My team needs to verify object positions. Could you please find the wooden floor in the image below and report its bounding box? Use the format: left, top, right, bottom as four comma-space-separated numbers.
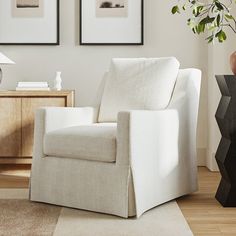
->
0, 164, 30, 188
0, 165, 235, 236
177, 168, 236, 236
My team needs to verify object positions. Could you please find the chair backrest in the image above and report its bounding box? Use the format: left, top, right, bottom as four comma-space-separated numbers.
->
94, 68, 201, 120
97, 57, 180, 122
93, 72, 108, 109
95, 68, 201, 112
169, 68, 201, 111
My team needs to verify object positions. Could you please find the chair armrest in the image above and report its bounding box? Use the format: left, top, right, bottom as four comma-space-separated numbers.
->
116, 93, 186, 166
116, 108, 181, 166
38, 107, 96, 133
116, 93, 198, 217
32, 107, 96, 158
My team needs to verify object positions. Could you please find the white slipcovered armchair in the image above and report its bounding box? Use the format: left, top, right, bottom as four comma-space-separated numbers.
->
30, 58, 201, 218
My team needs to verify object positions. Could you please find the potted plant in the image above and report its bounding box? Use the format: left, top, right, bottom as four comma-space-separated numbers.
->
171, 0, 236, 73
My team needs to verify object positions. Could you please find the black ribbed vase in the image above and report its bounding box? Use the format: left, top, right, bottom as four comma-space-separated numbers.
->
215, 75, 236, 206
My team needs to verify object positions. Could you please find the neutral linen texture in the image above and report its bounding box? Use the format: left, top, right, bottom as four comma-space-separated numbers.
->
30, 67, 201, 218
0, 199, 61, 236
98, 57, 180, 122
44, 123, 117, 162
54, 201, 193, 236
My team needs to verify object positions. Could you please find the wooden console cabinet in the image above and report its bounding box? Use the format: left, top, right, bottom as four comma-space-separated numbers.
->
0, 90, 74, 164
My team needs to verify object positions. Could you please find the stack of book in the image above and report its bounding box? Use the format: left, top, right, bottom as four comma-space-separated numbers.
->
16, 82, 50, 91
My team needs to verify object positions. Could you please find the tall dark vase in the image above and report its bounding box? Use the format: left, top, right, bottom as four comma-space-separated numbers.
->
215, 75, 236, 206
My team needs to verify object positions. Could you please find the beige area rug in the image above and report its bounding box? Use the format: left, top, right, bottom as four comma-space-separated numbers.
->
0, 189, 193, 236
0, 199, 61, 236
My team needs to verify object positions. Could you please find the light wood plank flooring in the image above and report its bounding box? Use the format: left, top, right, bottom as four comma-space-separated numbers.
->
0, 164, 30, 188
177, 168, 236, 236
0, 165, 235, 236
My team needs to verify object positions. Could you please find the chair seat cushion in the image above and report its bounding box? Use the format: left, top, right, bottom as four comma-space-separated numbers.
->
44, 123, 117, 163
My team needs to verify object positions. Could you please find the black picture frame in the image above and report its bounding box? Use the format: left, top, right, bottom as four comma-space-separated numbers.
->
0, 0, 60, 45
80, 0, 144, 46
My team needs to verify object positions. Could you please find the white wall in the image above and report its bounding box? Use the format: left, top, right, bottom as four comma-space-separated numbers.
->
0, 0, 208, 164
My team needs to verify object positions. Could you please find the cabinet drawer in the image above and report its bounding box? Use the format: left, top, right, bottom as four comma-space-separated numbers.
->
0, 90, 74, 164
0, 98, 21, 157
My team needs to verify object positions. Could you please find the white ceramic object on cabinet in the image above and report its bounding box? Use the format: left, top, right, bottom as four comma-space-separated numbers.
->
54, 72, 62, 91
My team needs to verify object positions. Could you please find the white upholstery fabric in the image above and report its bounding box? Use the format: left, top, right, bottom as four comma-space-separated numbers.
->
43, 107, 97, 132
44, 123, 117, 163
99, 57, 180, 122
30, 67, 201, 218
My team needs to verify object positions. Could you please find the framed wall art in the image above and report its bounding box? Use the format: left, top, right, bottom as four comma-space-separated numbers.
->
0, 0, 59, 45
80, 0, 144, 45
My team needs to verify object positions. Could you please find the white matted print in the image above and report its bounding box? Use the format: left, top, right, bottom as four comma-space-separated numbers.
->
0, 0, 58, 44
96, 0, 128, 17
80, 0, 143, 45
12, 0, 44, 17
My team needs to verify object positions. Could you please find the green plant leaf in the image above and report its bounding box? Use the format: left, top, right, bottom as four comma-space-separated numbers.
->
200, 16, 215, 25
208, 37, 214, 43
194, 6, 204, 16
225, 13, 234, 20
216, 30, 227, 42
171, 0, 234, 43
171, 5, 180, 14
216, 14, 221, 27
215, 1, 224, 11
206, 34, 214, 43
197, 22, 205, 33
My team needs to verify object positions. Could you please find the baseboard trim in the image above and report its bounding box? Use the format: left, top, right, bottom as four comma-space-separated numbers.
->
206, 152, 219, 171
197, 148, 206, 166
